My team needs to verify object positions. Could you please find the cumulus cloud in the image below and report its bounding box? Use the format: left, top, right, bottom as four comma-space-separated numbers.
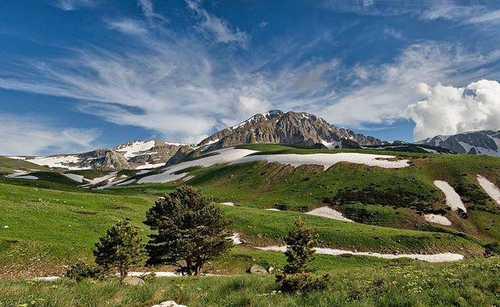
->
406, 80, 500, 140
320, 43, 500, 128
0, 114, 99, 156
185, 0, 248, 47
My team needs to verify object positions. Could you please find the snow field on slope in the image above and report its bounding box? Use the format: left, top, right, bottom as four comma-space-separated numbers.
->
424, 214, 452, 226
137, 148, 258, 184
136, 149, 410, 184
116, 140, 156, 158
433, 180, 467, 212
256, 246, 463, 263
477, 175, 500, 205
232, 153, 410, 169
27, 155, 89, 170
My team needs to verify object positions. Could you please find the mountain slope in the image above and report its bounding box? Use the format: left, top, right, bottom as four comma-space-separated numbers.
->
198, 110, 383, 150
15, 140, 184, 171
419, 130, 500, 156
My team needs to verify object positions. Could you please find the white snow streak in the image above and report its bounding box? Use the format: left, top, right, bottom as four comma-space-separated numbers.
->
433, 180, 467, 212
477, 175, 500, 205
256, 246, 463, 263
306, 206, 353, 222
137, 148, 257, 184
233, 153, 410, 169
424, 214, 452, 226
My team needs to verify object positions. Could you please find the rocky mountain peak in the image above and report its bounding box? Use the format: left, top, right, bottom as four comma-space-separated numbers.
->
419, 130, 500, 156
197, 110, 383, 150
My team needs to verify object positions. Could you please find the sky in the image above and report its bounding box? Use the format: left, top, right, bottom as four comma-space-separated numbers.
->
1, 0, 500, 155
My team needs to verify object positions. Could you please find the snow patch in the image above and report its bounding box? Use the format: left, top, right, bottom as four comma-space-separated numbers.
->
256, 246, 463, 263
233, 153, 410, 169
424, 214, 452, 226
433, 180, 467, 212
135, 162, 165, 170
220, 202, 235, 206
27, 155, 88, 170
137, 148, 257, 184
477, 175, 500, 205
5, 170, 38, 180
306, 206, 353, 222
265, 208, 281, 211
320, 139, 340, 149
152, 300, 187, 307
228, 233, 242, 245
116, 140, 156, 158
62, 173, 85, 183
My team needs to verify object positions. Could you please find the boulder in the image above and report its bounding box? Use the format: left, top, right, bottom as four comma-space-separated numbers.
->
123, 276, 145, 286
249, 264, 268, 275
152, 301, 187, 307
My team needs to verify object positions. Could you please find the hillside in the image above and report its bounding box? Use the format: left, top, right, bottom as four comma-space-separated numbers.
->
419, 130, 500, 156
8, 140, 185, 171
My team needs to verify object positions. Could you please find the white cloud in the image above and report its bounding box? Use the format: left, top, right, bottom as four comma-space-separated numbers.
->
106, 19, 148, 35
320, 43, 500, 130
0, 114, 99, 156
54, 0, 94, 11
406, 80, 500, 140
421, 3, 500, 25
237, 96, 271, 117
185, 0, 248, 47
137, 0, 167, 24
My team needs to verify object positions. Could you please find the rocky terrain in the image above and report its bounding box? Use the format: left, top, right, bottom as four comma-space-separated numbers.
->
170, 110, 384, 164
13, 140, 185, 171
198, 110, 383, 150
419, 130, 500, 156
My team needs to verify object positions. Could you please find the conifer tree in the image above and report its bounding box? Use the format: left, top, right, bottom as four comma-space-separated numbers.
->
283, 218, 317, 274
93, 219, 143, 280
144, 186, 232, 275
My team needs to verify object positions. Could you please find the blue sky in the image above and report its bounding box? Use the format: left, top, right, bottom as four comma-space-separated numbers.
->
1, 0, 500, 155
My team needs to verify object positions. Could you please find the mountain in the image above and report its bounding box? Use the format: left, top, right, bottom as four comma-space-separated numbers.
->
167, 110, 384, 165
18, 140, 184, 170
419, 130, 500, 156
198, 110, 383, 149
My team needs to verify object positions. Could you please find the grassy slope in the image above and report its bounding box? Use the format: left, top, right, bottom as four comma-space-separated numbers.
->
0, 157, 48, 175
0, 182, 484, 277
1, 257, 498, 307
173, 145, 500, 242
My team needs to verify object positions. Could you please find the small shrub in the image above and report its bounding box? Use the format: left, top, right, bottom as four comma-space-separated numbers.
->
274, 203, 289, 211
276, 272, 330, 294
484, 242, 500, 257
65, 261, 100, 281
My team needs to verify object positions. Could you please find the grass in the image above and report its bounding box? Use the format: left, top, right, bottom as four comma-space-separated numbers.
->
0, 257, 498, 307
0, 182, 485, 278
0, 157, 47, 175
221, 205, 483, 255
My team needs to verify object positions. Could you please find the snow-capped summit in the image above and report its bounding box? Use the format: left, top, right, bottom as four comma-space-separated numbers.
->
419, 130, 500, 156
198, 110, 383, 150
25, 139, 185, 171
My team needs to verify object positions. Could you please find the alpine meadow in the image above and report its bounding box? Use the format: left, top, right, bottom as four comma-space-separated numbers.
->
1, 1, 500, 307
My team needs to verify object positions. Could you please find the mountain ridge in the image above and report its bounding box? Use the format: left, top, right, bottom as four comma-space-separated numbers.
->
418, 130, 500, 156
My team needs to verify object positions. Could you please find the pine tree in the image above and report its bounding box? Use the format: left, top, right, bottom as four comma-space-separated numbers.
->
277, 218, 328, 294
144, 186, 232, 275
283, 218, 317, 274
93, 219, 143, 280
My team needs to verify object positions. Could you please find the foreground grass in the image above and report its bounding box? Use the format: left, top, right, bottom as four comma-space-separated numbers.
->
0, 182, 485, 277
1, 257, 498, 307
